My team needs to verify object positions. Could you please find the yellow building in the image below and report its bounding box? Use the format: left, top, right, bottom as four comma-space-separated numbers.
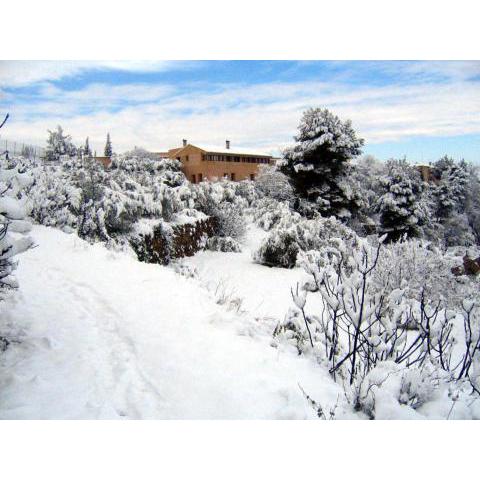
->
166, 140, 273, 183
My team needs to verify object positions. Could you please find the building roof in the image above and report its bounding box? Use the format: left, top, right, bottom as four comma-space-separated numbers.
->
170, 143, 272, 157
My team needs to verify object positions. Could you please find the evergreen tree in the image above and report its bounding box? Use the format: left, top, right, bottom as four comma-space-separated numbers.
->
280, 108, 364, 218
45, 125, 77, 162
377, 159, 430, 242
104, 133, 113, 157
432, 156, 469, 219
465, 163, 480, 244
428, 156, 475, 246
84, 137, 92, 158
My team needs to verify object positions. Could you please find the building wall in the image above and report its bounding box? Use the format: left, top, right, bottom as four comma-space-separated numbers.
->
169, 145, 270, 183
95, 156, 112, 168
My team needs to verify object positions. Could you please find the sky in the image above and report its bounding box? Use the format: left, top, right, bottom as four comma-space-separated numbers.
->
0, 60, 479, 163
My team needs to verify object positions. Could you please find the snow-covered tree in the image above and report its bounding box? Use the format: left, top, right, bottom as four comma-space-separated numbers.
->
432, 156, 469, 220
0, 113, 34, 306
83, 137, 92, 158
280, 108, 364, 218
464, 163, 480, 244
377, 159, 430, 242
44, 125, 77, 162
104, 133, 113, 157
426, 156, 477, 247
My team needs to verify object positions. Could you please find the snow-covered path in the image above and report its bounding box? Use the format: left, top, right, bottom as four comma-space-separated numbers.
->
0, 226, 345, 419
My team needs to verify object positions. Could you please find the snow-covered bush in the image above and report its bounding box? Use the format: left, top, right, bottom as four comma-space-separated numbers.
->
29, 164, 80, 231
232, 180, 259, 206
44, 125, 77, 162
206, 236, 242, 253
0, 114, 34, 311
252, 198, 298, 232
28, 148, 188, 245
372, 238, 476, 310
0, 169, 34, 302
255, 164, 293, 203
189, 180, 247, 240
254, 214, 359, 268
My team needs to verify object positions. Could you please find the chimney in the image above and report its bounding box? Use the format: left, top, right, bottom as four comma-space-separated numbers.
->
226, 139, 230, 150
182, 139, 187, 147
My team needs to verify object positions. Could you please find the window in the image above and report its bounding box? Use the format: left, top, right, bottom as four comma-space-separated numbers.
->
191, 174, 196, 184
250, 174, 255, 180
185, 155, 189, 162
198, 173, 203, 182
231, 173, 235, 181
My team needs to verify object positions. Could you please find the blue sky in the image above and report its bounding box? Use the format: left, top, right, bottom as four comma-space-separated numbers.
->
0, 60, 479, 162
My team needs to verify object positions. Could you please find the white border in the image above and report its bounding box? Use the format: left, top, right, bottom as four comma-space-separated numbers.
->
2, 0, 479, 59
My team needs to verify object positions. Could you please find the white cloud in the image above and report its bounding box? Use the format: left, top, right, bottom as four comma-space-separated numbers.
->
2, 73, 480, 158
0, 61, 192, 87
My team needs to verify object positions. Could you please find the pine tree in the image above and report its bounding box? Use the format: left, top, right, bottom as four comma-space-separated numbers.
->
377, 159, 430, 242
280, 108, 364, 218
104, 133, 113, 157
84, 137, 92, 158
432, 156, 469, 219
465, 163, 480, 244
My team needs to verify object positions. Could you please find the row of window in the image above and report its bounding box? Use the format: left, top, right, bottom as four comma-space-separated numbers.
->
203, 154, 269, 164
190, 173, 255, 184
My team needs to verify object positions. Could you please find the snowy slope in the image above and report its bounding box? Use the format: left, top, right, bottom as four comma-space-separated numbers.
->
0, 225, 348, 419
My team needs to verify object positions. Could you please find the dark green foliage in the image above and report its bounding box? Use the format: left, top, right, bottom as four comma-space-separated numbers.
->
280, 108, 364, 218
104, 133, 113, 157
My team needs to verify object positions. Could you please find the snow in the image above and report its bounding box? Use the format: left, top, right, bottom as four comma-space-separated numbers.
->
0, 225, 346, 419
183, 224, 316, 319
184, 144, 272, 157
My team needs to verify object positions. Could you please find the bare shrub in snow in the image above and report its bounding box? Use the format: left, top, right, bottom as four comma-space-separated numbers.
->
278, 237, 480, 418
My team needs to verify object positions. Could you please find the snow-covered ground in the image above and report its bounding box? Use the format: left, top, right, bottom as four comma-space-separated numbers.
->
0, 225, 350, 419
182, 224, 310, 320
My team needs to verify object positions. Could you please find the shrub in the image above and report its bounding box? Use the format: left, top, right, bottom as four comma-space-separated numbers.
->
190, 180, 247, 240
255, 164, 293, 203
252, 198, 298, 232
277, 237, 480, 418
206, 236, 242, 253
254, 214, 359, 268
